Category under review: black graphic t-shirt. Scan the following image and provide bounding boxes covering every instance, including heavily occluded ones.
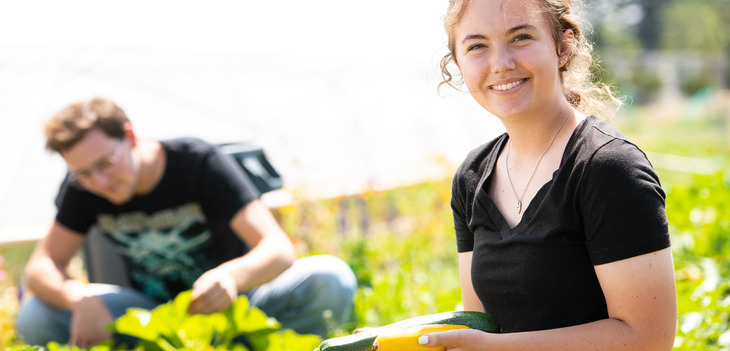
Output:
[55,138,260,302]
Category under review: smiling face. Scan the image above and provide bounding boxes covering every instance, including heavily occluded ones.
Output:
[62,128,138,204]
[454,0,569,121]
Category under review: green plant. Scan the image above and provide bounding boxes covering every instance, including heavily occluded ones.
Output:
[667,173,730,350]
[673,258,730,350]
[113,291,321,351]
[4,292,321,351]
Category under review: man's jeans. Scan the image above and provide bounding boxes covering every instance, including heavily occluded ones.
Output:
[17,255,357,346]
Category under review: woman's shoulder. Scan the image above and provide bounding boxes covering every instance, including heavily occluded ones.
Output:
[571,116,659,184]
[456,134,507,174]
[573,116,650,164]
[452,133,507,195]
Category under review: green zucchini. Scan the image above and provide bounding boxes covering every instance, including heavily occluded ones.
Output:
[314,311,500,351]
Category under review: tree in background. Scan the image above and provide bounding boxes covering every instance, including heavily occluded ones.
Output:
[586,0,729,101]
[586,0,728,51]
[660,0,727,53]
[585,0,652,49]
[660,0,729,94]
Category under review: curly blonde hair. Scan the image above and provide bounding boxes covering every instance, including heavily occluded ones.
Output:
[439,0,621,119]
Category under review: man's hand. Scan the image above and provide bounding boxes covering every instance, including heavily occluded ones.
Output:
[69,295,114,348]
[188,268,238,314]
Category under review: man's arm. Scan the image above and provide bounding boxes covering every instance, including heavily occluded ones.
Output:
[188,199,296,314]
[24,221,89,309]
[25,221,114,347]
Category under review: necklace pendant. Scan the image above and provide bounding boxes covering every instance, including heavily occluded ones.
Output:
[516,200,522,214]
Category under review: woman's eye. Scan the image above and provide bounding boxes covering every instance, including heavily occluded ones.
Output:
[513,34,532,42]
[467,43,486,51]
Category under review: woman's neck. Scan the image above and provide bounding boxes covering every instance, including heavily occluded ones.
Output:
[502,105,583,159]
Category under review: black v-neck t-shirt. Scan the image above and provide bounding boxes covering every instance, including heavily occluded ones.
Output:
[451,116,670,333]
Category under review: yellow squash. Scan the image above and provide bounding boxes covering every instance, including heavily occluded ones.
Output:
[373,324,470,351]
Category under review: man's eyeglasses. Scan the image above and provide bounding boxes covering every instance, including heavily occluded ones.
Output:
[68,142,124,182]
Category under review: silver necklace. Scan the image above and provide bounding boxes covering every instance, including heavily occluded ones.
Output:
[505,108,574,214]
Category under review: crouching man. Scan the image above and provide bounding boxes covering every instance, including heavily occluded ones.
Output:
[17,97,356,347]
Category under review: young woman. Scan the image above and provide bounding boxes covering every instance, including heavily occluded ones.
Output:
[418,0,677,349]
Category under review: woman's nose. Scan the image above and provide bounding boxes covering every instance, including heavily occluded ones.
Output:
[490,46,516,73]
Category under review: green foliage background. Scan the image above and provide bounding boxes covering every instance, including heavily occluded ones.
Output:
[1,105,729,349]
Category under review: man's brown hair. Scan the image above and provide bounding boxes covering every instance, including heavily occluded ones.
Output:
[44,97,130,153]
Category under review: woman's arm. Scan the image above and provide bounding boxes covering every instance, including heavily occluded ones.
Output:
[459,251,485,312]
[425,248,676,350]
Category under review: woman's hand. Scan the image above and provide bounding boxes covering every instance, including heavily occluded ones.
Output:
[417,328,490,350]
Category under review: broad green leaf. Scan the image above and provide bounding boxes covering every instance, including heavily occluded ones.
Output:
[111,309,159,341]
[177,314,219,348]
[264,329,322,351]
[171,290,193,316]
[232,302,280,334]
[214,344,249,351]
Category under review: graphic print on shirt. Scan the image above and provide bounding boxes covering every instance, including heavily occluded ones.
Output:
[97,202,212,301]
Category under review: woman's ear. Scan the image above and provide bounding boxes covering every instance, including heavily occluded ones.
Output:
[558,29,575,67]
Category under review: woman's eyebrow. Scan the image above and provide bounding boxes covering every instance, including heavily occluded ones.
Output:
[507,24,538,34]
[461,34,487,44]
[461,24,539,44]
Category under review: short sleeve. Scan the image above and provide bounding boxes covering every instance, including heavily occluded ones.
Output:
[451,136,504,254]
[55,176,97,235]
[579,139,670,265]
[199,145,260,222]
[452,170,475,253]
